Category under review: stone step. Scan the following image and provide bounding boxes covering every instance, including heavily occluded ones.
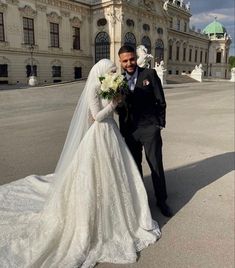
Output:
[166,74,198,84]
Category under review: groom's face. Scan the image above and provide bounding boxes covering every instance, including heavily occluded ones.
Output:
[119,52,137,75]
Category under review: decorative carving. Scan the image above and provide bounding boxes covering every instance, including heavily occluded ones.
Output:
[143,0,155,11]
[107,9,124,26]
[0,3,7,12]
[19,5,37,18]
[47,11,61,23]
[70,16,82,27]
[51,59,62,66]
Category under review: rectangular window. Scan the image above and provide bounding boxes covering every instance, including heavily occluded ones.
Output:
[0,12,5,42]
[0,64,8,77]
[184,22,187,32]
[168,45,172,60]
[169,18,173,28]
[216,52,222,63]
[176,46,180,61]
[74,67,82,79]
[50,23,59,48]
[73,27,80,50]
[177,19,180,31]
[183,47,186,61]
[52,66,61,77]
[200,51,203,63]
[205,52,208,63]
[23,17,34,45]
[189,49,192,62]
[194,50,198,62]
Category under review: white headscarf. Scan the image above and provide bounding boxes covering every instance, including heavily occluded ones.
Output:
[55,59,116,177]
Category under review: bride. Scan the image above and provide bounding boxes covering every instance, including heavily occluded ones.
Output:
[0,59,161,268]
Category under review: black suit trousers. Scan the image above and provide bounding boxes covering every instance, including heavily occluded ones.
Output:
[124,124,167,204]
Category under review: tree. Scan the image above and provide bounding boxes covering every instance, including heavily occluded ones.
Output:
[228,56,235,70]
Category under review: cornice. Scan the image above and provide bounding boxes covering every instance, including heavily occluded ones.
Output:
[168,28,209,42]
[37,0,90,13]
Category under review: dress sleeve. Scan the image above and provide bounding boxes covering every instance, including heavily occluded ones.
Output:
[88,86,117,122]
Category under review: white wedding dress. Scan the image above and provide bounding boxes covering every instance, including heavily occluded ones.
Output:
[0,59,161,268]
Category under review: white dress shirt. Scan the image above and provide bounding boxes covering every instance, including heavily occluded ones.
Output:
[125,68,138,91]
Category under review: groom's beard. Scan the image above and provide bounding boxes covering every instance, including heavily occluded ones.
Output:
[124,65,137,75]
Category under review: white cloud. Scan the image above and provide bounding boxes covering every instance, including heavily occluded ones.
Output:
[190,8,234,27]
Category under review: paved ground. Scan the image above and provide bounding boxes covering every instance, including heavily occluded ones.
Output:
[0,81,234,268]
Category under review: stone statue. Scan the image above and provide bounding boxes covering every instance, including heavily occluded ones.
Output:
[180,0,184,7]
[154,60,167,86]
[163,0,169,11]
[191,63,204,82]
[186,1,190,10]
[136,45,153,68]
[155,60,165,70]
[230,67,235,82]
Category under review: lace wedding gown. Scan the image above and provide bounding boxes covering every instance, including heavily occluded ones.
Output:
[0,61,161,268]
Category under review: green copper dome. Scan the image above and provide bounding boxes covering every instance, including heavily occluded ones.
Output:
[203,19,227,37]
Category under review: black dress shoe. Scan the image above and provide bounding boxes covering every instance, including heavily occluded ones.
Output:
[157,202,173,217]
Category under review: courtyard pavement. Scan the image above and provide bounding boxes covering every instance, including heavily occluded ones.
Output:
[0,80,234,268]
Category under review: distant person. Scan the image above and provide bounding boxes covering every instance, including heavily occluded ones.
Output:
[117,45,172,217]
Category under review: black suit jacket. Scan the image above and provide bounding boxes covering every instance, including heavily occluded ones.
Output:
[118,67,166,137]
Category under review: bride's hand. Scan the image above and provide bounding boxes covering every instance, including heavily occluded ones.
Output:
[112,95,123,105]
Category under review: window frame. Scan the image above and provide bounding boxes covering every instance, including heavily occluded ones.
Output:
[0,12,5,42]
[23,17,35,45]
[50,22,59,48]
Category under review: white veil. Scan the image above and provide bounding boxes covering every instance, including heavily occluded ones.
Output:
[54,59,116,178]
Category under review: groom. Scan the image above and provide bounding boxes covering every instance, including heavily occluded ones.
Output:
[117,45,172,217]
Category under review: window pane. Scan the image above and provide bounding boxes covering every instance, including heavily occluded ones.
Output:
[0,64,8,77]
[23,17,34,44]
[95,32,110,62]
[73,27,80,50]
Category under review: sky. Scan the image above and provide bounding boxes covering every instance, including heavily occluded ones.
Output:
[189,0,235,56]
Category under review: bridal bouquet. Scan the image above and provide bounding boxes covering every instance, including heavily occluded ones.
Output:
[98,73,128,100]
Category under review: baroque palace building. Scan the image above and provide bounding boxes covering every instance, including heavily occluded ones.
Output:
[0,0,232,84]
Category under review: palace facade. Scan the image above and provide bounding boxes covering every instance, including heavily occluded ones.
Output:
[0,0,232,84]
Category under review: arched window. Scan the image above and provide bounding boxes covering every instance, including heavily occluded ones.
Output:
[26,64,37,77]
[155,39,164,63]
[141,36,151,53]
[124,32,136,49]
[95,32,110,63]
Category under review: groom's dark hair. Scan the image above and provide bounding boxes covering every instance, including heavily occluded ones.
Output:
[118,45,136,56]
